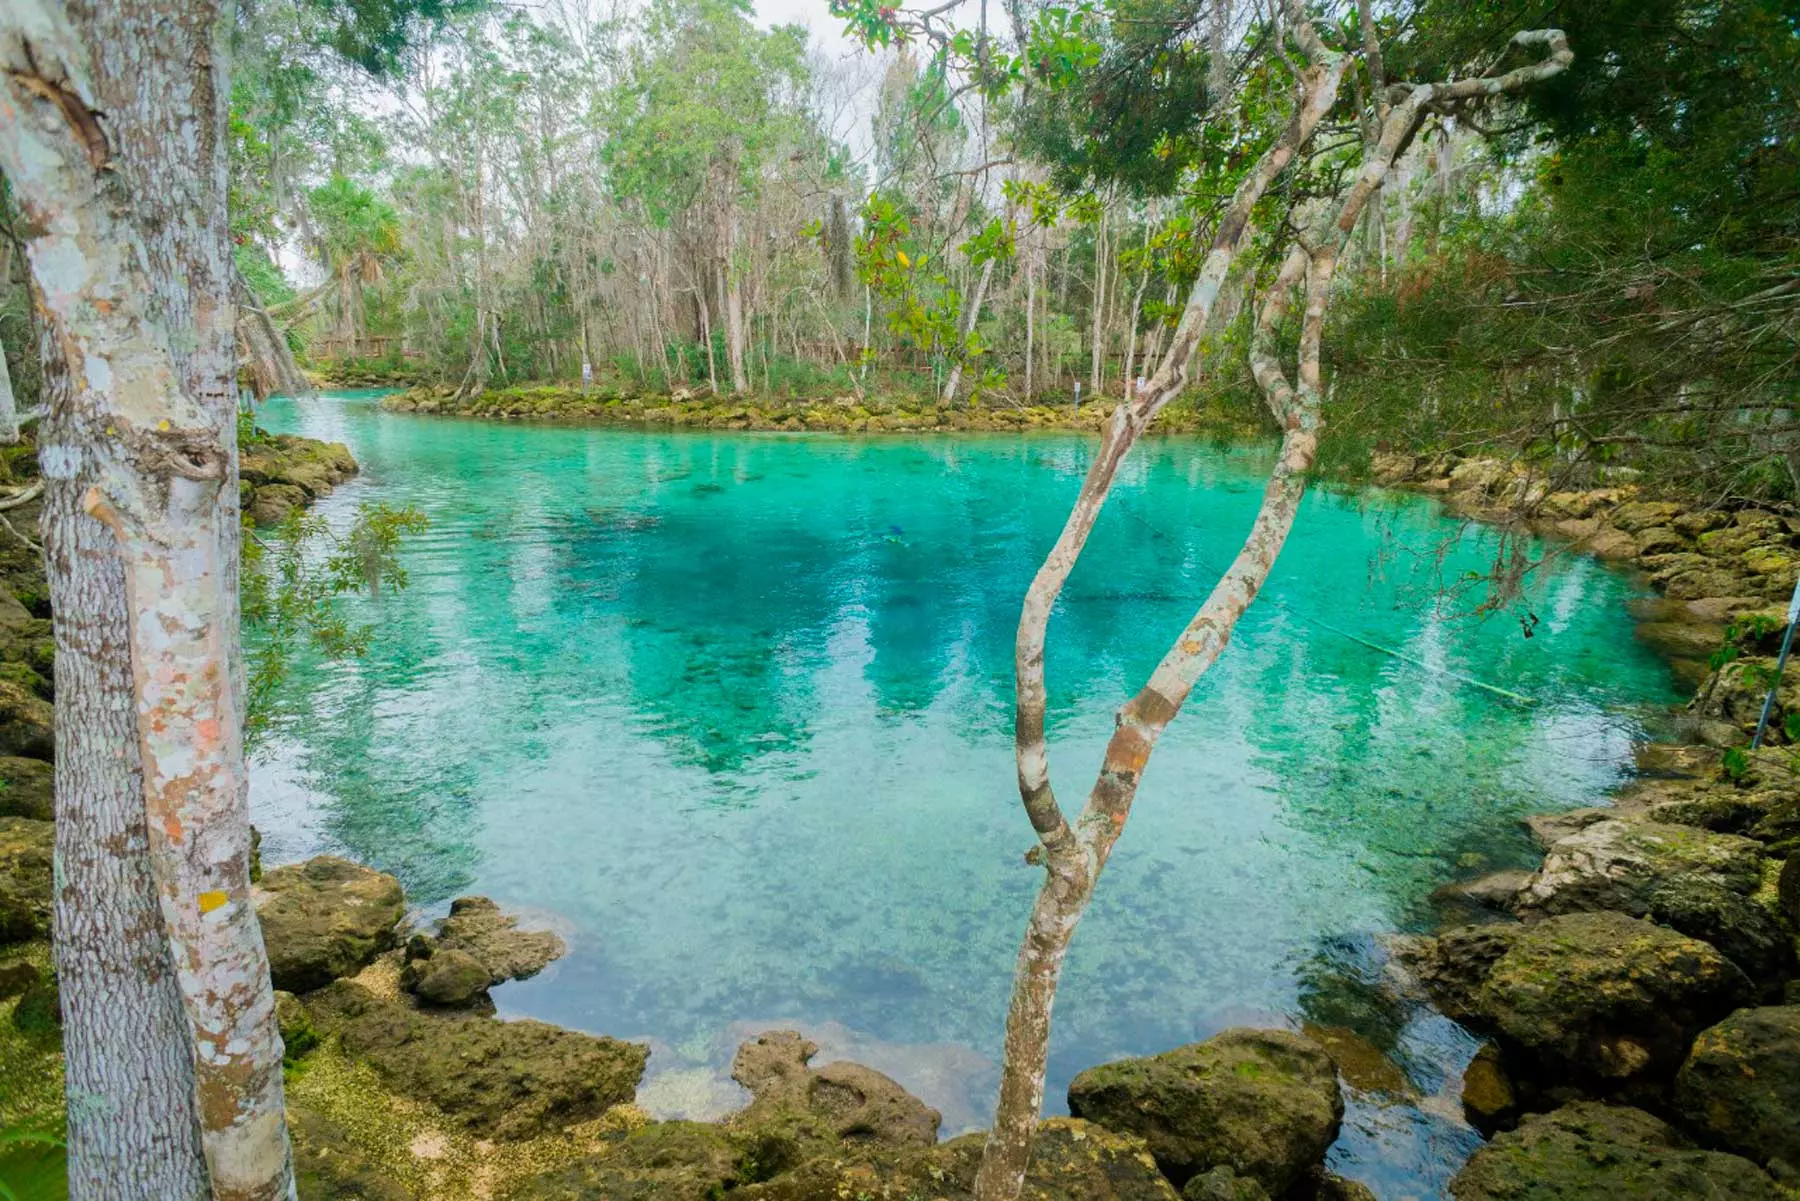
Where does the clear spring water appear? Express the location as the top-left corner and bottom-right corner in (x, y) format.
(252, 391), (1679, 1197)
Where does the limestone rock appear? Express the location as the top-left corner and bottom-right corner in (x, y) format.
(1780, 855), (1799, 928)
(1514, 819), (1764, 918)
(1182, 1167), (1269, 1200)
(728, 1030), (940, 1168)
(434, 895), (565, 984)
(0, 816), (52, 944)
(1522, 808), (1610, 851)
(0, 757), (51, 822)
(1675, 1006), (1800, 1176)
(0, 681), (52, 762)
(1644, 875), (1794, 983)
(290, 1104), (411, 1201)
(1633, 526), (1689, 557)
(509, 1120), (746, 1200)
(1448, 1102), (1782, 1200)
(255, 856), (406, 992)
(1611, 501), (1685, 533)
(1461, 1042), (1519, 1136)
(1749, 798), (1800, 856)
(274, 990), (318, 1063)
(307, 979), (647, 1139)
(402, 947), (491, 1008)
(1066, 1028), (1342, 1193)
(730, 1117), (1179, 1201)
(0, 958), (39, 999)
(246, 482), (310, 526)
(1415, 913), (1750, 1088)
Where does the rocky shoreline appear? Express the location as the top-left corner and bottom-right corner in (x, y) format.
(1374, 451), (1800, 1196)
(379, 382), (1255, 437)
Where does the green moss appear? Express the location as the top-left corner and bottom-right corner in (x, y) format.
(0, 940), (62, 1130)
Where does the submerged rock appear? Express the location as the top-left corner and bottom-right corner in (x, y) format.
(255, 856), (406, 993)
(1674, 1006), (1800, 1177)
(1413, 912), (1750, 1090)
(1448, 1102), (1782, 1199)
(306, 979), (648, 1140)
(1514, 819), (1764, 918)
(1065, 1028), (1342, 1194)
(0, 816), (51, 944)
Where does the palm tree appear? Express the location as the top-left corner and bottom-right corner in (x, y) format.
(307, 175), (402, 356)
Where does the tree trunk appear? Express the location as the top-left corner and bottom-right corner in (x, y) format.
(942, 256), (997, 405)
(0, 329), (16, 443)
(971, 17), (1571, 1199)
(972, 11), (1352, 1193)
(1088, 199), (1107, 393)
(39, 327), (213, 1201)
(0, 1), (296, 1196)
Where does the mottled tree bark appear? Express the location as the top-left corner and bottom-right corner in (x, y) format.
(38, 330), (212, 1200)
(972, 14), (1570, 1200)
(0, 1), (295, 1196)
(0, 329), (17, 443)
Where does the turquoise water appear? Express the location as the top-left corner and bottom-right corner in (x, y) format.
(253, 392), (1678, 1196)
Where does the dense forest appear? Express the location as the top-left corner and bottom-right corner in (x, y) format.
(1, 0), (1799, 1199)
(196, 0), (1800, 498)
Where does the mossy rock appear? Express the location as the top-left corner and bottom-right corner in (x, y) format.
(1066, 1028), (1342, 1193)
(1417, 912), (1751, 1089)
(1181, 1166), (1270, 1200)
(431, 897), (565, 986)
(1461, 1042), (1520, 1136)
(254, 856), (406, 992)
(1611, 501), (1686, 533)
(1749, 799), (1800, 857)
(1644, 875), (1795, 984)
(276, 990), (318, 1063)
(306, 980), (648, 1140)
(1448, 1102), (1781, 1199)
(0, 817), (52, 944)
(400, 947), (490, 1008)
(504, 1120), (746, 1200)
(731, 1117), (1178, 1201)
(0, 757), (51, 823)
(11, 976), (59, 1033)
(1515, 819), (1765, 918)
(290, 1103), (412, 1201)
(0, 681), (52, 762)
(1674, 1005), (1800, 1176)
(725, 1030), (941, 1170)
